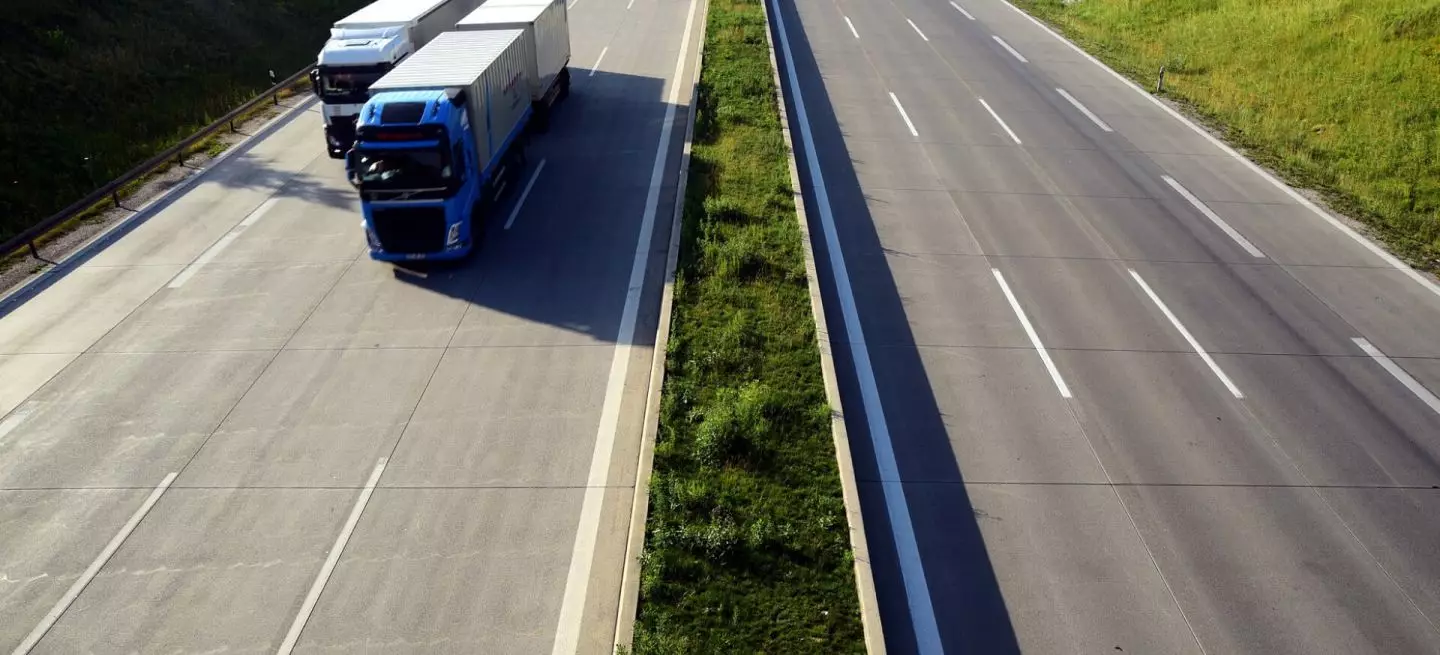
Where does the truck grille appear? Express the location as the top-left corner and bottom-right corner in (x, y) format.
(370, 206), (446, 255)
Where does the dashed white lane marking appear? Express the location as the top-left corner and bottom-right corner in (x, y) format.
(1162, 175), (1266, 258)
(1056, 87), (1114, 132)
(992, 35), (1028, 63)
(979, 98), (1023, 145)
(889, 92), (920, 137)
(1354, 338), (1440, 416)
(277, 458), (387, 654)
(13, 473), (178, 655)
(505, 159), (547, 229)
(994, 269), (1072, 398)
(1130, 269), (1245, 399)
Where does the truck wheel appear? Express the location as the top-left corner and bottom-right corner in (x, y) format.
(532, 106), (550, 134)
(559, 68), (571, 101)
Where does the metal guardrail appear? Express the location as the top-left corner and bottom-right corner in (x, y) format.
(0, 64), (316, 261)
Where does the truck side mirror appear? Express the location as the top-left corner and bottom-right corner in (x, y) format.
(309, 68), (321, 96)
(344, 150), (360, 188)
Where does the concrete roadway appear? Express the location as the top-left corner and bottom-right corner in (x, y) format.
(770, 0), (1440, 652)
(0, 0), (702, 651)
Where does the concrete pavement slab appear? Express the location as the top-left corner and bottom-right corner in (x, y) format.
(995, 256), (1185, 352)
(1116, 485), (1438, 655)
(0, 354), (76, 416)
(1130, 261), (1358, 356)
(0, 351), (271, 488)
(1056, 349), (1306, 485)
(286, 261), (469, 350)
(1217, 353), (1440, 487)
(1109, 114), (1223, 156)
(177, 348), (443, 488)
(850, 252), (1029, 349)
(956, 483), (1202, 654)
(34, 488), (352, 654)
(289, 488), (579, 654)
(874, 345), (1108, 484)
(381, 346), (611, 487)
(1202, 201), (1392, 268)
(861, 188), (984, 257)
(844, 138), (948, 191)
(926, 145), (1051, 195)
(209, 192), (364, 265)
(1024, 146), (1152, 199)
(0, 489), (149, 649)
(949, 190), (1115, 260)
(1318, 488), (1440, 629)
(0, 265), (183, 354)
(95, 261), (349, 352)
(1283, 265), (1440, 358)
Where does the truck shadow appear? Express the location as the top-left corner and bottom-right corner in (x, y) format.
(380, 67), (677, 348)
(768, 0), (1024, 652)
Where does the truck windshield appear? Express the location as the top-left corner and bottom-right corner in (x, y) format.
(354, 148), (451, 194)
(317, 68), (387, 102)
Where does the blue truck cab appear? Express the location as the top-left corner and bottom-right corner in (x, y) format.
(344, 29), (533, 262)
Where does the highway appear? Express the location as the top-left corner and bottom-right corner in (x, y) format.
(0, 0), (701, 651)
(768, 0), (1440, 652)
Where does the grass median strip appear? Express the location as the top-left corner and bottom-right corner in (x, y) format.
(632, 0), (865, 652)
(1013, 0), (1440, 272)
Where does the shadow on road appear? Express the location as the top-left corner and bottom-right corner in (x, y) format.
(769, 0), (1023, 652)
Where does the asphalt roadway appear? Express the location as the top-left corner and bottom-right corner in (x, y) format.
(0, 0), (702, 651)
(768, 0), (1440, 652)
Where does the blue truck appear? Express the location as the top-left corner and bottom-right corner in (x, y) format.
(345, 29), (536, 261)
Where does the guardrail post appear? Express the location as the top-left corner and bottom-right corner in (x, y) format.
(111, 191), (122, 208)
(28, 241), (39, 260)
(1157, 66), (1166, 93)
(270, 70), (279, 105)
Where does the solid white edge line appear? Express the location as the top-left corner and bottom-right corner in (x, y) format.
(992, 35), (1028, 63)
(13, 472), (177, 655)
(167, 232), (240, 289)
(844, 15), (859, 39)
(504, 159), (547, 229)
(1162, 175), (1266, 258)
(549, 0), (698, 650)
(1129, 269), (1245, 399)
(627, 0), (634, 9)
(772, 0), (944, 650)
(907, 18), (930, 41)
(238, 197), (280, 228)
(1055, 87), (1113, 132)
(276, 458), (387, 655)
(0, 402), (38, 442)
(950, 1), (975, 20)
(589, 47), (608, 77)
(992, 269), (1073, 398)
(1354, 338), (1440, 416)
(978, 98), (1022, 145)
(888, 92), (919, 137)
(998, 0), (1440, 302)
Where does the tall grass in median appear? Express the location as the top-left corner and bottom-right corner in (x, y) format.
(1017, 0), (1440, 270)
(632, 0), (865, 652)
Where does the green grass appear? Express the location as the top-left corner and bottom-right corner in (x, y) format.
(632, 0), (865, 652)
(0, 0), (367, 245)
(1014, 0), (1440, 271)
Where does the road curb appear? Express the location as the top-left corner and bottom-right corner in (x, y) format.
(759, 0), (887, 651)
(611, 0), (711, 649)
(0, 97), (318, 313)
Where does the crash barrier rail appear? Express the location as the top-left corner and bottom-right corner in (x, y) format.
(0, 64), (316, 262)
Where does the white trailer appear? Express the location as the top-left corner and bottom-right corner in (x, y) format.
(455, 0), (571, 130)
(313, 0), (489, 157)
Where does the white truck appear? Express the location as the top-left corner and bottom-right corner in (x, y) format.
(312, 0), (488, 158)
(455, 0), (571, 131)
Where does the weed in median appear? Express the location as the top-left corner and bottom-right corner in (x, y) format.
(634, 0), (865, 652)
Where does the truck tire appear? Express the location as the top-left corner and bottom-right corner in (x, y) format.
(532, 105), (550, 134)
(559, 68), (571, 101)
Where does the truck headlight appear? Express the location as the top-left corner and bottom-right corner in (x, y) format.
(446, 223), (461, 246)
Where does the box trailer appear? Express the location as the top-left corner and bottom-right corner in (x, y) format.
(456, 0), (571, 129)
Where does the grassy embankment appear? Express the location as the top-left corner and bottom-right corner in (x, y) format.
(0, 0), (367, 246)
(1014, 0), (1440, 271)
(632, 0), (865, 652)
